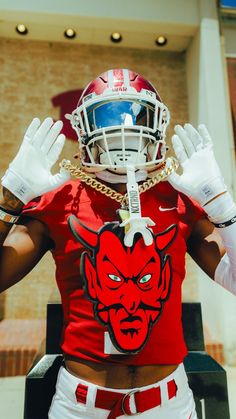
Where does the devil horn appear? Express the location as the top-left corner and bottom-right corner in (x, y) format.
(68, 215), (98, 249)
(156, 224), (177, 251)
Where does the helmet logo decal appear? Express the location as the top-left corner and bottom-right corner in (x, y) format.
(68, 215), (177, 354)
(111, 86), (128, 92)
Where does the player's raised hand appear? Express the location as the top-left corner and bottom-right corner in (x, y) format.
(1, 117), (70, 204)
(167, 123), (226, 206)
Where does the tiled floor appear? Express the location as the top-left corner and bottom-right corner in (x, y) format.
(0, 367), (236, 419)
(0, 376), (25, 419)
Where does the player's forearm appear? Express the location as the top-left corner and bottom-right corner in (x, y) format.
(0, 187), (23, 247)
(167, 124), (236, 294)
(1, 187), (24, 212)
(204, 192), (236, 294)
(214, 222), (236, 294)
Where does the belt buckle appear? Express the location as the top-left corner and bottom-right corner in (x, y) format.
(121, 389), (140, 416)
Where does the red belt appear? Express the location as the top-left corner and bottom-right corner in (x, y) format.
(75, 379), (178, 418)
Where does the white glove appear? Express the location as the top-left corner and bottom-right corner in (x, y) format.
(1, 117), (71, 204)
(167, 123), (226, 207)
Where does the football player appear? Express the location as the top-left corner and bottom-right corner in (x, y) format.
(0, 69), (236, 418)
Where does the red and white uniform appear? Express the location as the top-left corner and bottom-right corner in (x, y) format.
(23, 179), (205, 366)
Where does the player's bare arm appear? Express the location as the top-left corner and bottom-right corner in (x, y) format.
(168, 123), (236, 293)
(0, 188), (23, 246)
(187, 217), (225, 279)
(0, 217), (52, 292)
(0, 185), (53, 293)
(0, 118), (70, 292)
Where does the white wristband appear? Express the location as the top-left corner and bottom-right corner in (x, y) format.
(214, 220), (236, 295)
(0, 207), (20, 224)
(204, 192), (236, 223)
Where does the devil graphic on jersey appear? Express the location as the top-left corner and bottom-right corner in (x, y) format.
(68, 215), (177, 354)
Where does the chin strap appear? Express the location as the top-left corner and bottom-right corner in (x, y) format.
(95, 169), (148, 184)
(119, 165), (155, 247)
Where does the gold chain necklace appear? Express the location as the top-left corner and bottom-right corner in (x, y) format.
(60, 157), (179, 208)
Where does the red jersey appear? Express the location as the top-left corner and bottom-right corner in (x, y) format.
(22, 179), (205, 365)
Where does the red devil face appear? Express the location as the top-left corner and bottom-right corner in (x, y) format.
(69, 216), (177, 353)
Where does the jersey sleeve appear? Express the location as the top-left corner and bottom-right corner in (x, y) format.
(20, 180), (77, 239)
(21, 195), (45, 219)
(20, 185), (66, 233)
(19, 194), (54, 236)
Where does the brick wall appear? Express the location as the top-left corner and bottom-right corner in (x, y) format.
(0, 37), (189, 320)
(0, 319), (46, 376)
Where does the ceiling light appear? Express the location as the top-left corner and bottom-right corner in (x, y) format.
(15, 24), (28, 35)
(155, 36), (167, 46)
(64, 28), (76, 39)
(110, 32), (122, 43)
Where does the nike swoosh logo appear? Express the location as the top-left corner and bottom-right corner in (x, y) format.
(159, 206), (177, 212)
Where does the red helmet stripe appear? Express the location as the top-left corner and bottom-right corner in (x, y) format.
(113, 69), (124, 81)
(107, 69), (130, 88)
